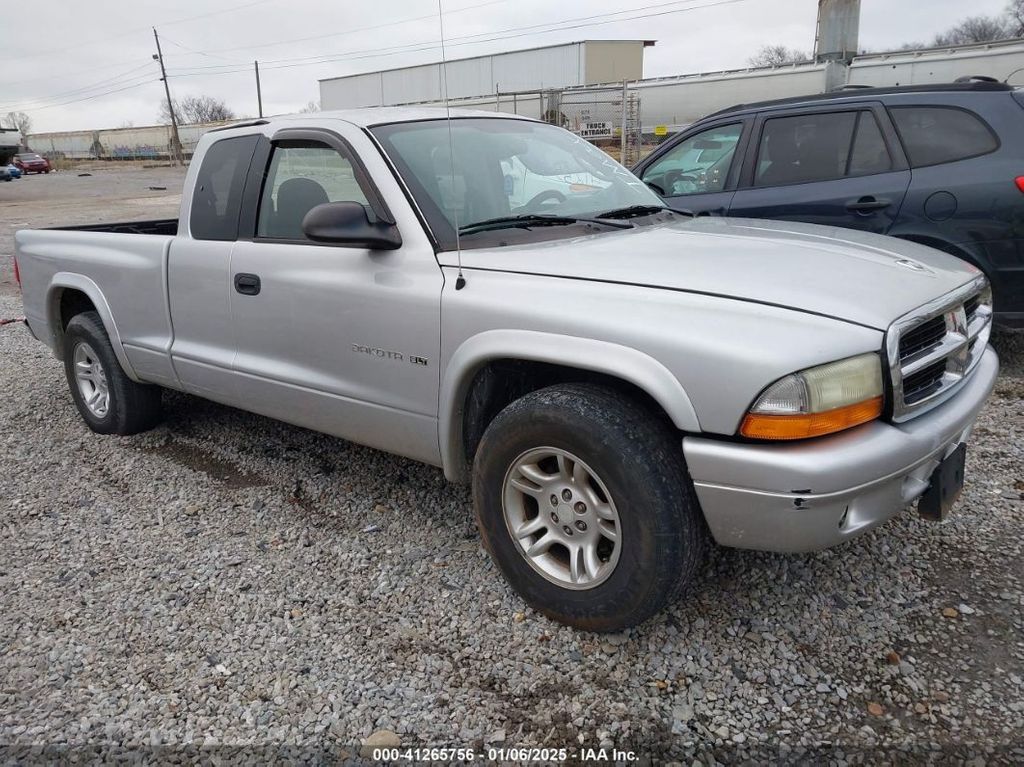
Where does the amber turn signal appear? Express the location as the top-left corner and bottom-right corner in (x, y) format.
(740, 396), (884, 440)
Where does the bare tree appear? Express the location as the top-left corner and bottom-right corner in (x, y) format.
(299, 100), (321, 113)
(1009, 0), (1024, 36)
(159, 95), (234, 125)
(932, 15), (1013, 46)
(4, 111), (32, 137)
(748, 45), (811, 67)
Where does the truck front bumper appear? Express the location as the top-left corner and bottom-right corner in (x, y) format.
(683, 346), (999, 553)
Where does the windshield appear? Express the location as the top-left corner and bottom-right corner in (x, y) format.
(371, 118), (665, 249)
(19, 153), (41, 160)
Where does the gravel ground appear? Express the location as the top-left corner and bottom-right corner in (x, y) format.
(1, 172), (1023, 762)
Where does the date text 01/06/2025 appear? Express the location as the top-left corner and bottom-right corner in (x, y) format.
(372, 746), (639, 762)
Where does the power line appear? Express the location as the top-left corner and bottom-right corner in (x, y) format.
(8, 79), (158, 114)
(159, 34), (250, 65)
(5, 0), (754, 119)
(0, 0), (279, 63)
(166, 0), (709, 73)
(0, 64), (156, 112)
(166, 0), (750, 78)
(196, 0), (508, 57)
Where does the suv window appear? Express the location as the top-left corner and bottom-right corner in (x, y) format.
(257, 140), (370, 240)
(190, 135), (259, 241)
(847, 112), (892, 175)
(889, 106), (998, 167)
(641, 123), (742, 196)
(755, 110), (894, 186)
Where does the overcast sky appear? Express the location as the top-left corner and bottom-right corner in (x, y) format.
(0, 0), (1013, 134)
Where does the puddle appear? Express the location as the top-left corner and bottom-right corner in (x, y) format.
(140, 440), (267, 489)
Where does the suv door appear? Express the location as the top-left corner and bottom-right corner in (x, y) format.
(635, 121), (748, 215)
(727, 104), (911, 234)
(227, 126), (443, 465)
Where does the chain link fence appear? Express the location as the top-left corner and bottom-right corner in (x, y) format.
(541, 86), (644, 167)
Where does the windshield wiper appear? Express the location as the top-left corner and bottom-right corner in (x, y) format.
(458, 214), (632, 235)
(596, 204), (688, 220)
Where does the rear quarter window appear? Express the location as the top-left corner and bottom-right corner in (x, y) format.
(889, 106), (998, 168)
(190, 135), (259, 241)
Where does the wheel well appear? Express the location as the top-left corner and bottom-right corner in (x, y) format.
(461, 359), (675, 464)
(58, 289), (97, 330)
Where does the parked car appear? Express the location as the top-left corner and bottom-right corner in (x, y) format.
(7, 164), (22, 179)
(14, 109), (997, 630)
(633, 81), (1024, 329)
(13, 152), (51, 174)
(0, 165), (15, 182)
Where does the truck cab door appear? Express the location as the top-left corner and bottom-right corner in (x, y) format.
(634, 120), (749, 216)
(168, 133), (260, 401)
(727, 104), (910, 234)
(227, 127), (443, 466)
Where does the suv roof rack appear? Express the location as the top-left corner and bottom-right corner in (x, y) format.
(704, 80), (1015, 120)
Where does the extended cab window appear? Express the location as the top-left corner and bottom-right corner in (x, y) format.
(257, 141), (370, 241)
(641, 123), (742, 196)
(889, 106), (998, 167)
(755, 110), (893, 186)
(190, 135), (259, 241)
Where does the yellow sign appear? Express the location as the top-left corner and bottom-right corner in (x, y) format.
(654, 125), (668, 136)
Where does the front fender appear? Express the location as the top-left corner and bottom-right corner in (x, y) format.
(46, 272), (140, 381)
(439, 329), (701, 482)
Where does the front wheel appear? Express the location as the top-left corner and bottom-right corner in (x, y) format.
(473, 383), (706, 631)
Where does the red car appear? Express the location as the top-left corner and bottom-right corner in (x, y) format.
(13, 152), (51, 174)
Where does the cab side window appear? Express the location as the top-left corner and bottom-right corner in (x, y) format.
(257, 141), (371, 241)
(190, 135), (259, 241)
(641, 124), (742, 197)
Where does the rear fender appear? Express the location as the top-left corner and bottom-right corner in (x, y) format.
(46, 272), (140, 381)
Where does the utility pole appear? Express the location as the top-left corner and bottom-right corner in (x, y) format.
(254, 61), (264, 118)
(620, 80), (628, 165)
(153, 27), (183, 166)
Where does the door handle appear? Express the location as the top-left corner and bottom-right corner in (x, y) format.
(234, 273), (261, 296)
(846, 196), (891, 213)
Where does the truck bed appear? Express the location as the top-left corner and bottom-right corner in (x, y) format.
(50, 218), (178, 236)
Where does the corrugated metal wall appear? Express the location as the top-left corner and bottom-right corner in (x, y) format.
(320, 42), (591, 108)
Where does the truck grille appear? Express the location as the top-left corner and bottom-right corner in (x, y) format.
(886, 277), (992, 422)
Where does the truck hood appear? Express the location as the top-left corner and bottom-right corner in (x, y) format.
(450, 217), (981, 330)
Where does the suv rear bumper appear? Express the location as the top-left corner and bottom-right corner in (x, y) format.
(683, 346), (998, 553)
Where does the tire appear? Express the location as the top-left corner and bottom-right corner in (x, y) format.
(62, 311), (162, 435)
(472, 383), (706, 631)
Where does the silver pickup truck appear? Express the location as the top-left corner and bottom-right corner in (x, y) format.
(15, 109), (999, 630)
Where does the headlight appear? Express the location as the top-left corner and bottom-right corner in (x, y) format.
(740, 353), (884, 440)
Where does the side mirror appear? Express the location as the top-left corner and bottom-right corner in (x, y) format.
(644, 179), (666, 196)
(301, 201), (402, 250)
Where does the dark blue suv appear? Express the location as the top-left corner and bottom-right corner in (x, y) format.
(633, 82), (1024, 328)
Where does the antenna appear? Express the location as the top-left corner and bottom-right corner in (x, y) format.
(437, 0), (466, 290)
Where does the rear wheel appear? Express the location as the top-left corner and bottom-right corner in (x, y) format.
(473, 383), (706, 631)
(63, 311), (162, 435)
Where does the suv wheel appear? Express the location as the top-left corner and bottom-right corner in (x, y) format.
(63, 311), (163, 435)
(473, 383), (706, 631)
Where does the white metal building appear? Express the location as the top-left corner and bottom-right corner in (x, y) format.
(319, 40), (653, 108)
